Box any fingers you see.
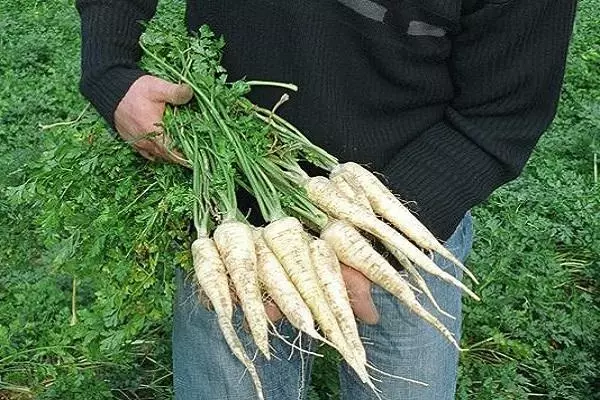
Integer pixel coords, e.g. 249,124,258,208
128,132,187,166
148,132,182,164
150,77,194,105
115,75,193,165
126,132,160,160
155,134,189,166
135,78,191,163
137,148,156,162
341,264,380,325
264,300,283,323
128,135,163,162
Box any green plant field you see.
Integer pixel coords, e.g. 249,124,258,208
1,1,598,399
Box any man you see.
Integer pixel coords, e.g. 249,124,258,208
76,0,576,398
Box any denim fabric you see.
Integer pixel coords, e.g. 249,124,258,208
339,212,473,400
173,212,473,400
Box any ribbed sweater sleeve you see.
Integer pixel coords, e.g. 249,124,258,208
75,0,158,128
381,0,576,240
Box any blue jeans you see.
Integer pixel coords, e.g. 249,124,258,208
173,213,473,399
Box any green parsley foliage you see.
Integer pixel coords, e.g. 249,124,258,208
0,0,598,399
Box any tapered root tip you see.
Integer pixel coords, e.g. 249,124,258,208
452,339,461,351
438,248,480,285
366,363,429,386
459,264,480,285
468,273,480,285
448,274,481,301
438,308,456,321
464,287,481,302
442,273,481,301
425,289,457,320
439,331,460,351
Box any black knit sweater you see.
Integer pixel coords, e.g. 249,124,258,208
76,0,576,240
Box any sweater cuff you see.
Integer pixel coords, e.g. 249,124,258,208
380,121,506,241
80,67,146,130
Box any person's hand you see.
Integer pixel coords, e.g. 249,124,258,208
264,299,283,323
265,263,379,325
341,264,380,324
114,75,193,163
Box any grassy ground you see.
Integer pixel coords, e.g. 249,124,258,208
1,0,598,399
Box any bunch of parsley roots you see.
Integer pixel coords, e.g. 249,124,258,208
139,21,479,399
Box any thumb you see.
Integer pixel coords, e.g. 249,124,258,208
341,264,380,325
151,78,194,105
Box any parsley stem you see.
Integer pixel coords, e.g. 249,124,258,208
245,80,298,92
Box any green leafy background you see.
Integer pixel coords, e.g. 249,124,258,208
1,0,598,399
